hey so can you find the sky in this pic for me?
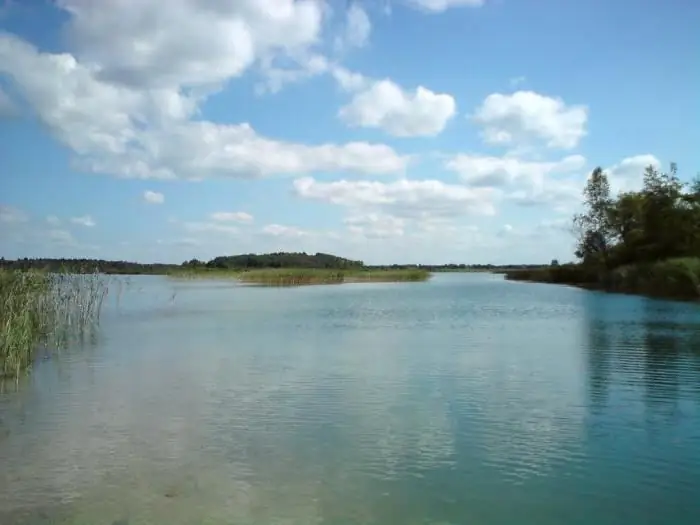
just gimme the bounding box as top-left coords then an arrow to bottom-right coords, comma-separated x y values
0,0 -> 697,265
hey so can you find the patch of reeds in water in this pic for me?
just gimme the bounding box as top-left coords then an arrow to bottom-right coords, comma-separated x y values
0,270 -> 108,378
237,268 -> 430,286
238,268 -> 346,286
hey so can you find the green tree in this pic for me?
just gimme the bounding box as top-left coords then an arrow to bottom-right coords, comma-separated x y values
573,167 -> 613,267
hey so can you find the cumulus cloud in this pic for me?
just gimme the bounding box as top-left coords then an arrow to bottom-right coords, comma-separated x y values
473,91 -> 588,149
447,154 -> 585,188
0,86 -> 17,117
331,65 -> 369,91
210,211 -> 254,223
294,176 -> 497,218
70,215 -> 96,227
447,153 -> 586,207
344,213 -> 405,238
261,224 -> 309,238
143,190 -> 164,204
339,79 -> 456,137
335,3 -> 371,51
606,154 -> 661,194
0,23 -> 407,180
405,0 -> 485,12
59,0 -> 324,89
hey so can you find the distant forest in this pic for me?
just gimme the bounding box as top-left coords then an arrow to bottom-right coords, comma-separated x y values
0,252 -> 546,274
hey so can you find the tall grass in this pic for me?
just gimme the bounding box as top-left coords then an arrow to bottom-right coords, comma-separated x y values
0,270 -> 108,378
238,268 -> 346,286
237,268 -> 431,286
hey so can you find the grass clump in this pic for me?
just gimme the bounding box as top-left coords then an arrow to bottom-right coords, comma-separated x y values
0,270 -> 108,378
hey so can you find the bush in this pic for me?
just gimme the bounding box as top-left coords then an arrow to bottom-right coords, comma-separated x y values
609,257 -> 700,299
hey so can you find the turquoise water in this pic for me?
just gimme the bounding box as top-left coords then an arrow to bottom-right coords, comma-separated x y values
1,273 -> 700,524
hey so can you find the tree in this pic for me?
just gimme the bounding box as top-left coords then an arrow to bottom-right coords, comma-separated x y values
573,167 -> 614,267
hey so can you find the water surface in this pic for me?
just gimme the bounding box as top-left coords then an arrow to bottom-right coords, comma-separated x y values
1,273 -> 700,524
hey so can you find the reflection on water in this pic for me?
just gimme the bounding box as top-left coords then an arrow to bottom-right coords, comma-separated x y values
1,274 -> 700,524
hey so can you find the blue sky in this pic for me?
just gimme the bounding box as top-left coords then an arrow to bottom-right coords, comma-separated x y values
0,0 -> 697,265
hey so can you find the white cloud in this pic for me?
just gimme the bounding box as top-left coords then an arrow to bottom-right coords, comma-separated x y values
59,0 -> 325,89
0,86 -> 17,117
447,153 -> 586,207
330,65 -> 368,91
606,154 -> 661,195
447,154 -> 585,187
294,176 -> 497,218
210,211 -> 254,223
256,53 -> 329,94
0,205 -> 28,223
0,28 -> 407,180
339,79 -> 456,137
473,91 -> 588,149
0,206 -> 85,251
344,213 -> 405,238
70,215 -> 96,227
261,224 -> 309,238
335,4 -> 371,51
182,222 -> 239,236
405,0 -> 485,12
143,190 -> 164,204
48,228 -> 77,245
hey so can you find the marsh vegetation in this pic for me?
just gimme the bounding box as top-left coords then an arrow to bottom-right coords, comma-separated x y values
0,270 -> 108,378
170,267 -> 431,286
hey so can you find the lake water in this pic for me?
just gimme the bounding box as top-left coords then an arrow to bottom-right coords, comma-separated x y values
1,273 -> 700,524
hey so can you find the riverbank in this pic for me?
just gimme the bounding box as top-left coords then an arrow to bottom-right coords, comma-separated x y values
504,257 -> 700,301
0,270 -> 108,378
168,267 -> 431,285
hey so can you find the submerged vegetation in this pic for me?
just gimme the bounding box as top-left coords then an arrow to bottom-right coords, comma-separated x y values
0,270 -> 108,378
506,163 -> 700,300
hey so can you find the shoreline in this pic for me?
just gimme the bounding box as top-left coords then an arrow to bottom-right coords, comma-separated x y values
503,259 -> 700,302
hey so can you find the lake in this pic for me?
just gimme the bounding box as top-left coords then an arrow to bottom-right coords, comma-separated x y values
1,273 -> 700,524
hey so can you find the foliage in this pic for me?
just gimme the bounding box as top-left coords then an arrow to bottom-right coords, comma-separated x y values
573,167 -> 614,266
209,268 -> 430,286
204,252 -> 364,270
0,270 -> 108,378
512,162 -> 700,300
576,163 -> 700,271
1,254 -> 551,276
0,257 -> 178,275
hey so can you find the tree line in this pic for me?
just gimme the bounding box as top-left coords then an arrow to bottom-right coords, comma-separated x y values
0,254 -> 547,275
574,163 -> 700,270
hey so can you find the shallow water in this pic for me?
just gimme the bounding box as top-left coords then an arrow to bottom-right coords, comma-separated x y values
1,273 -> 700,524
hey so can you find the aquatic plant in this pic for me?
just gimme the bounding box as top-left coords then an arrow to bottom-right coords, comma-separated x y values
0,270 -> 108,378
237,268 -> 430,286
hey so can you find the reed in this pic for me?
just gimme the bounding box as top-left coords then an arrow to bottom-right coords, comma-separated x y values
237,267 -> 430,286
0,270 -> 108,378
238,268 -> 346,286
